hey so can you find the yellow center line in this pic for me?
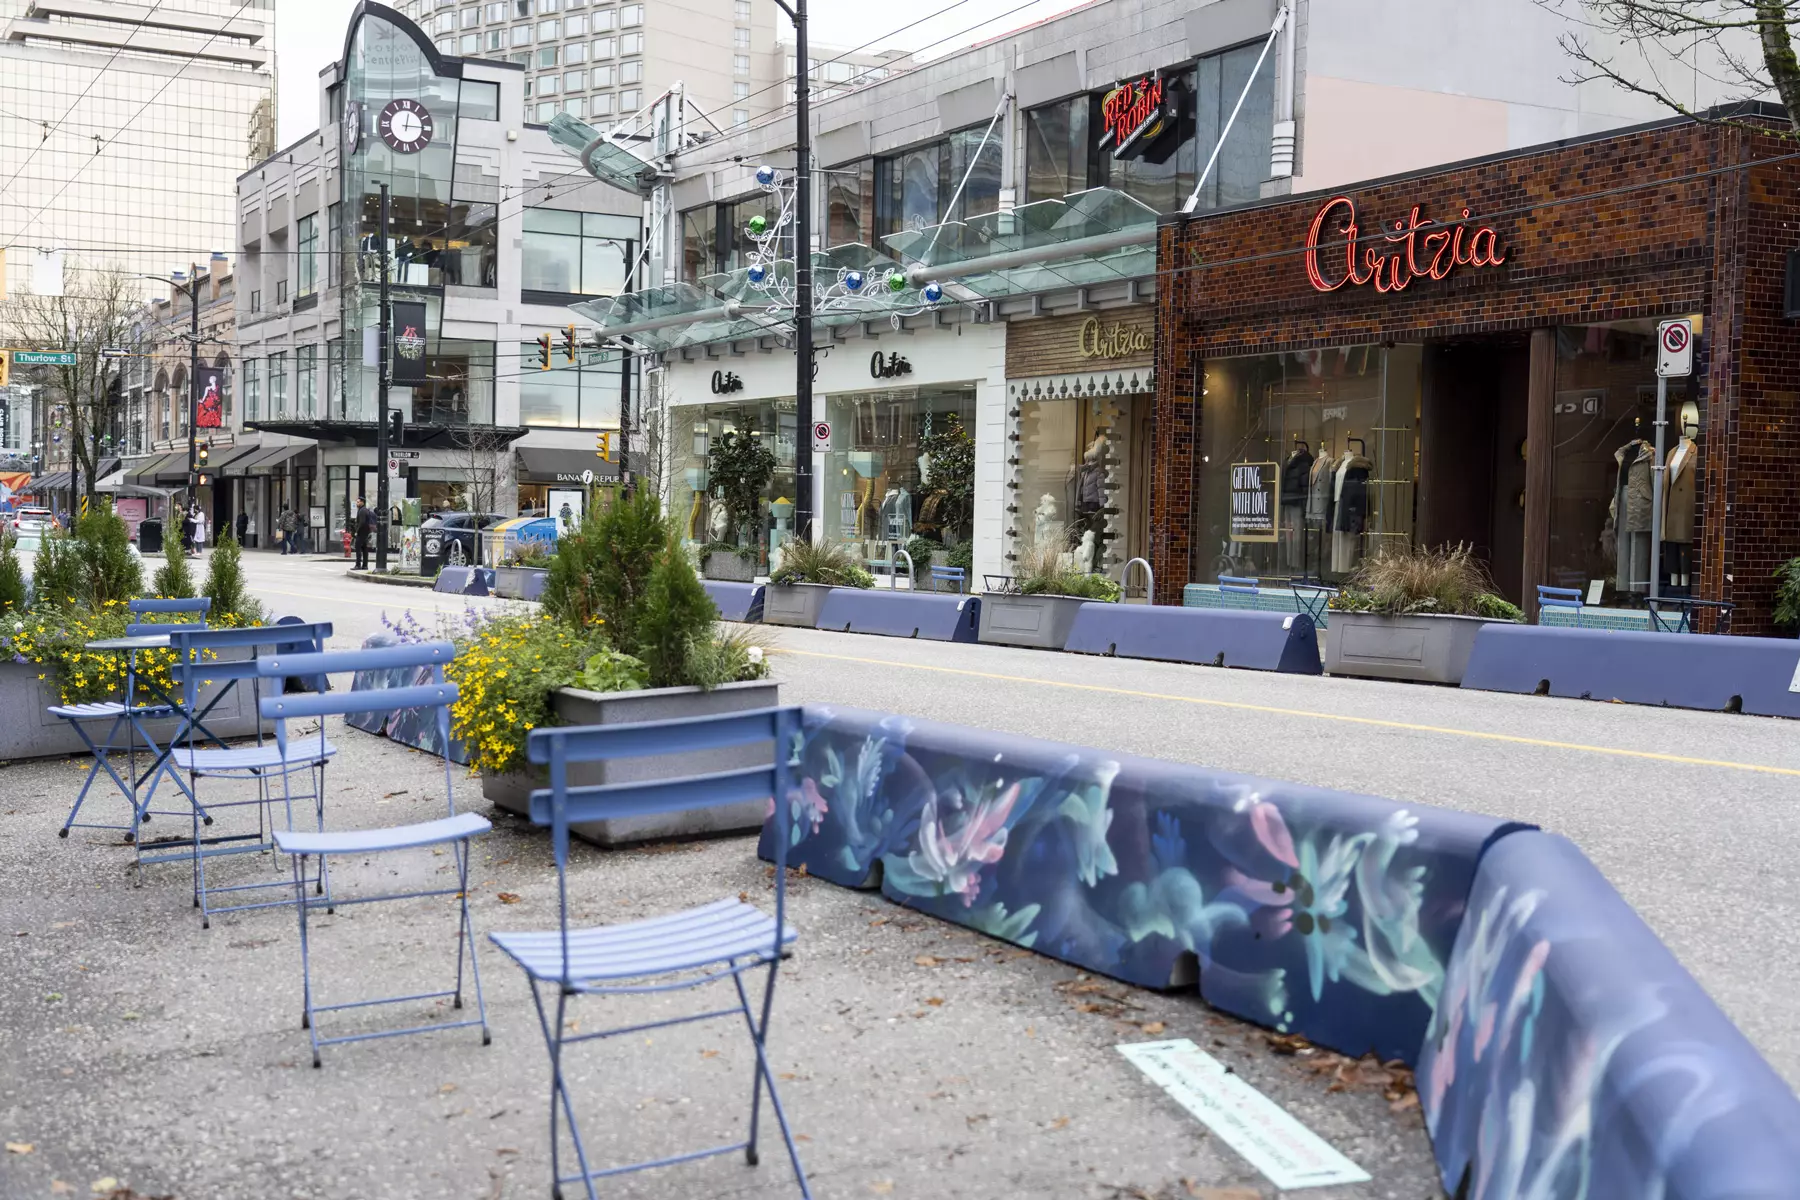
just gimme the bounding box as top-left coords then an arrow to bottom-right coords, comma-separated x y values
772,646 -> 1800,778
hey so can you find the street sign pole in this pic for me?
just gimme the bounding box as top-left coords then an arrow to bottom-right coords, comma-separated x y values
376,182 -> 392,572
1650,318 -> 1694,604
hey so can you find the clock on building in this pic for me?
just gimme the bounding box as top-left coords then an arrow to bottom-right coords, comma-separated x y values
341,100 -> 362,153
377,98 -> 434,154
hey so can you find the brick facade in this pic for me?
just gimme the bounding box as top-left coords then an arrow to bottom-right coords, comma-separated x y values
1153,115 -> 1800,634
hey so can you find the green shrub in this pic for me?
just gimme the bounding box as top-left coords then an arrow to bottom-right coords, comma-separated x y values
446,610 -> 606,775
770,537 -> 875,588
75,503 -> 142,607
0,535 -> 25,616
700,540 -> 757,563
1010,538 -> 1119,602
542,489 -> 666,637
637,544 -> 721,688
578,647 -> 649,693
918,413 -> 975,540
152,534 -> 197,599
30,532 -> 84,609
203,533 -> 264,625
1776,557 -> 1800,629
946,540 -> 973,575
905,535 -> 941,567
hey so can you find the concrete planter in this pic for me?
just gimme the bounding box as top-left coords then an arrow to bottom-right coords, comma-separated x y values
762,582 -> 835,627
481,679 -> 779,845
702,552 -> 756,583
1324,611 -> 1510,685
0,656 -> 266,761
977,593 -> 1093,650
492,565 -> 549,601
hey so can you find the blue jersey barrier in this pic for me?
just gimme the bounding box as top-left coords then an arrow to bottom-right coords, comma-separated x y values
1065,605 -> 1321,673
815,590 -> 980,642
702,580 -> 765,623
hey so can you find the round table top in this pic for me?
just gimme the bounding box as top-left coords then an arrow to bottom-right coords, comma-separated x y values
83,635 -> 173,651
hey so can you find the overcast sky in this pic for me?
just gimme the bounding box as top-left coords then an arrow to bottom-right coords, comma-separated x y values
276,0 -> 1093,145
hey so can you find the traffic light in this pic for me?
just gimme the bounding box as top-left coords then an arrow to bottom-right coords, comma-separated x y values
537,333 -> 552,370
198,441 -> 210,465
595,431 -> 613,461
563,324 -> 577,365
389,408 -> 404,443
0,350 -> 8,388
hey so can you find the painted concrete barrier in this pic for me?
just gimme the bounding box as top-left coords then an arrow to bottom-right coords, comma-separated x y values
815,589 -> 980,642
703,580 -> 765,624
432,566 -> 495,597
1418,831 -> 1800,1197
760,704 -> 1524,1065
345,633 -> 468,764
1065,605 -> 1321,674
1461,623 -> 1800,717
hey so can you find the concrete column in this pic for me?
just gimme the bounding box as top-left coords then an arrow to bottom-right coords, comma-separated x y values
1522,327 -> 1555,620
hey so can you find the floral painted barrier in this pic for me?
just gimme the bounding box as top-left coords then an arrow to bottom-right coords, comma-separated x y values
1418,830 -> 1800,1197
345,632 -> 469,764
758,705 -> 1524,1064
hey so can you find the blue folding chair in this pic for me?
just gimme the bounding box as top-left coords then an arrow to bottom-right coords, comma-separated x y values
155,624 -> 336,923
929,565 -> 967,594
1536,585 -> 1583,623
55,597 -> 212,841
1217,574 -> 1260,595
258,641 -> 491,1067
490,707 -> 812,1199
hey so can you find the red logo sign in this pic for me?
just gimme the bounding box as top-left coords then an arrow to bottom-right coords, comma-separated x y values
1304,196 -> 1507,294
1098,74 -> 1171,160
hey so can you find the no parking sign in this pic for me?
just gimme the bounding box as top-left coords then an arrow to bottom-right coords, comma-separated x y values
1656,319 -> 1693,378
811,420 -> 832,452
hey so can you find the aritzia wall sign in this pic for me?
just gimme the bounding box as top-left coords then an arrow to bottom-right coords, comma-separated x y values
1098,71 -> 1181,163
1304,196 -> 1508,294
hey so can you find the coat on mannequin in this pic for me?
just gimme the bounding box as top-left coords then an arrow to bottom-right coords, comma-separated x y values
1611,440 -> 1656,592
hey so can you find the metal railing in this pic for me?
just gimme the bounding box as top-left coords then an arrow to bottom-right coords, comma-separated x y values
1120,557 -> 1155,605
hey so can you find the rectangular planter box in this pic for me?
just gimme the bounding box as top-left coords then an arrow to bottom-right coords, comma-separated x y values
492,565 -> 549,601
761,582 -> 834,627
481,679 -> 779,845
1324,611 -> 1506,684
0,657 -> 267,761
976,593 -> 1092,650
702,552 -> 756,583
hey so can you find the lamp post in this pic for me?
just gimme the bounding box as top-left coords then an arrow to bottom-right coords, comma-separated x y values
769,0 -> 813,540
141,267 -> 201,521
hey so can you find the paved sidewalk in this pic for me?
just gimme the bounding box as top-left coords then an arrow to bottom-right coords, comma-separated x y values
0,730 -> 1440,1199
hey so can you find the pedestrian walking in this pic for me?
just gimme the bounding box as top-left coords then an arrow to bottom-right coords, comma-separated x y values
235,509 -> 249,546
353,497 -> 374,570
180,506 -> 197,557
277,506 -> 294,555
293,506 -> 309,556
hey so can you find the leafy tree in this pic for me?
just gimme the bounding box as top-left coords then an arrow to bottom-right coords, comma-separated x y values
708,428 -> 777,544
919,413 -> 976,541
636,541 -> 720,688
543,488 -> 667,639
75,501 -> 142,607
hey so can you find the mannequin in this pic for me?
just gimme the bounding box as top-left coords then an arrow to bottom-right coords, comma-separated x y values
1034,493 -> 1061,548
1077,528 -> 1097,575
1307,445 -> 1335,575
707,497 -> 730,543
1611,440 -> 1656,593
1281,439 -> 1314,570
1332,440 -> 1372,573
882,486 -> 912,543
1071,433 -> 1109,548
1663,425 -> 1698,589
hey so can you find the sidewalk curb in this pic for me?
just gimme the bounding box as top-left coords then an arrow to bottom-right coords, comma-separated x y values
346,569 -> 437,588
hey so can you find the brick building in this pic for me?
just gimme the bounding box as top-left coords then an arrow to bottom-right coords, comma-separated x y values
1152,107 -> 1800,633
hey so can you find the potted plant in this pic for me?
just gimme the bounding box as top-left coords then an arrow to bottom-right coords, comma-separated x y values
467,489 -> 777,844
763,537 -> 874,627
1324,543 -> 1522,684
978,539 -> 1121,650
493,540 -> 554,601
704,427 -> 776,580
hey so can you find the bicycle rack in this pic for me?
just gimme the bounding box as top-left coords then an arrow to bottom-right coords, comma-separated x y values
892,548 -> 918,592
1120,557 -> 1155,605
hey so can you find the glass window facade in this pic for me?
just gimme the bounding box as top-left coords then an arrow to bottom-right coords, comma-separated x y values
825,160 -> 873,247
296,214 -> 318,297
1193,345 -> 1422,585
671,399 -> 797,567
873,127 -> 1002,242
820,388 -> 978,562
521,209 -> 635,295
459,79 -> 500,120
1016,391 -> 1154,577
517,345 -> 626,427
297,344 -> 317,416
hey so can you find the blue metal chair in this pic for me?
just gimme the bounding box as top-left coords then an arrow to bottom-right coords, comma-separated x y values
1536,585 -> 1584,622
490,707 -> 812,1199
55,597 -> 213,842
929,565 -> 967,594
157,623 -> 335,923
258,641 -> 491,1067
1217,574 -> 1260,595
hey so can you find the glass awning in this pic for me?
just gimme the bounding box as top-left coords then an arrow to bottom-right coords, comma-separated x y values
548,112 -> 660,197
564,188 -> 1157,351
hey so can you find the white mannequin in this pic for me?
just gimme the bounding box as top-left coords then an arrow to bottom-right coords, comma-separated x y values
1034,493 -> 1060,548
1077,528 -> 1097,575
707,498 -> 730,543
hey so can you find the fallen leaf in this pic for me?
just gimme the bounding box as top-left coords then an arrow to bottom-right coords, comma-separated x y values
913,955 -> 940,967
383,790 -> 410,798
1185,1187 -> 1261,1200
4,1142 -> 32,1154
795,1134 -> 812,1142
495,1148 -> 519,1155
496,893 -> 521,905
700,1049 -> 719,1058
89,1180 -> 119,1195
1140,1021 -> 1165,1035
51,1182 -> 74,1195
868,1183 -> 895,1195
121,1012 -> 140,1021
439,1083 -> 458,1095
923,997 -> 945,1007
1047,1115 -> 1071,1131
1389,1091 -> 1421,1114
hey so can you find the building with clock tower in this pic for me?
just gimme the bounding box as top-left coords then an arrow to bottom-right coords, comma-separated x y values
232,1 -> 641,544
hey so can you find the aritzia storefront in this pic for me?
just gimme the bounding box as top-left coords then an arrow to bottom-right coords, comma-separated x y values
1153,107 -> 1800,633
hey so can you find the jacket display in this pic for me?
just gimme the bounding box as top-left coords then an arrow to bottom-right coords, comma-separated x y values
1280,448 -> 1314,508
1306,453 -> 1334,524
1664,438 -> 1697,544
1612,441 -> 1656,533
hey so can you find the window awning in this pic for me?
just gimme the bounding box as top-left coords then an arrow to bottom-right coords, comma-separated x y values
125,450 -> 191,485
205,439 -> 264,474
515,445 -> 619,484
29,471 -> 70,491
226,442 -> 308,476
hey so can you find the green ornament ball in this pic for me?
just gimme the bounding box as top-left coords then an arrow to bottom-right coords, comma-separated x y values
885,271 -> 907,293
747,214 -> 769,236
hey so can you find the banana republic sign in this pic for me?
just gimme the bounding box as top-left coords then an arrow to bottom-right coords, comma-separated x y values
1003,307 -> 1155,378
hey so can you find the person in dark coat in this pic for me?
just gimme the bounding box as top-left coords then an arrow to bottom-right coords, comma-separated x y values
180,506 -> 197,556
235,510 -> 249,546
353,497 -> 374,570
292,506 -> 309,555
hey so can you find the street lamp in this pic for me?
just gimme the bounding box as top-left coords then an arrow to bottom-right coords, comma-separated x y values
766,0 -> 813,540
140,267 -> 202,517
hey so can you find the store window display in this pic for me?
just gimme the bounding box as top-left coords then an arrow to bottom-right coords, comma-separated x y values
1014,392 -> 1150,576
669,400 -> 797,568
1194,345 -> 1420,584
820,387 -> 976,562
1549,316 -> 1703,602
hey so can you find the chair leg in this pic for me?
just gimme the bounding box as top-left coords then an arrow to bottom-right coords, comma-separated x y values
530,982 -> 595,1200
734,963 -> 813,1198
294,854 -> 321,1067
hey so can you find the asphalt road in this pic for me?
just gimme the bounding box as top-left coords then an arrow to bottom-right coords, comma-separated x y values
236,553 -> 1800,1088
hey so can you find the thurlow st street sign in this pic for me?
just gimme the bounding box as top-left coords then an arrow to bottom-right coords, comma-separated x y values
8,350 -> 78,366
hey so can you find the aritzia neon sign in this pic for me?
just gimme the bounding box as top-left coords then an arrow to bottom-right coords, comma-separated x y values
1098,72 -> 1176,161
1304,195 -> 1507,293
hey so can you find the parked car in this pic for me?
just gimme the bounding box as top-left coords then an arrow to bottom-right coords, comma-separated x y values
419,511 -> 506,566
10,507 -> 53,534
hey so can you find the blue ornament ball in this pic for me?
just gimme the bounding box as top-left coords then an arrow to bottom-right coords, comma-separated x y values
922,281 -> 944,304
748,263 -> 768,283
844,270 -> 864,292
755,165 -> 776,186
